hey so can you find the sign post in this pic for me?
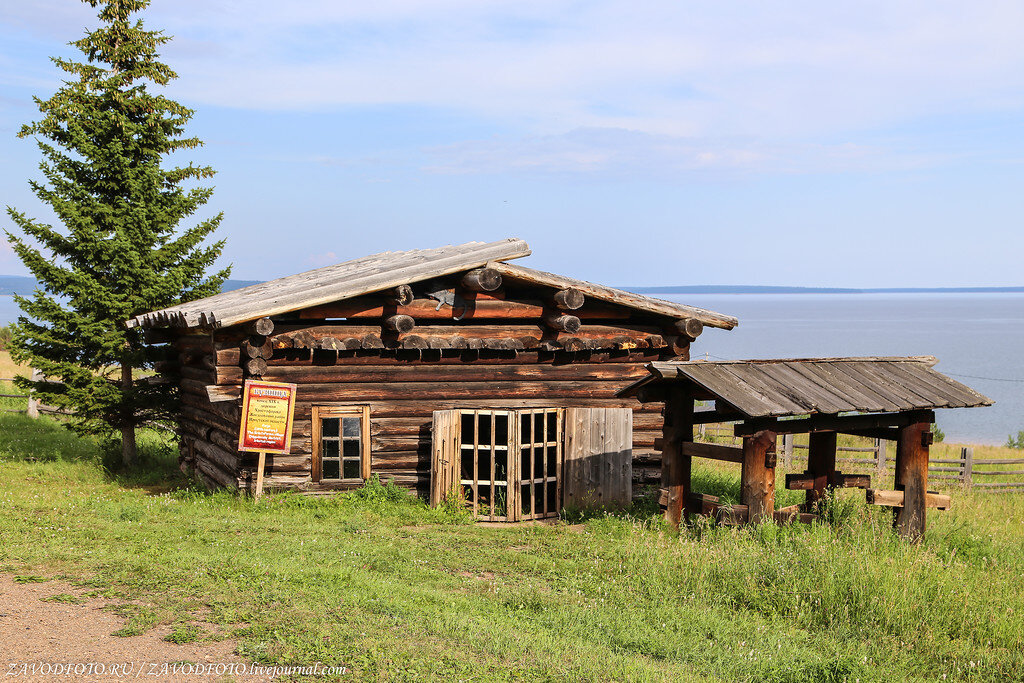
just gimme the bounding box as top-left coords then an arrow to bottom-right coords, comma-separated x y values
237,379 -> 298,500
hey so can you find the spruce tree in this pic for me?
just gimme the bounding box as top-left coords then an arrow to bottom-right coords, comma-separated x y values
5,0 -> 229,466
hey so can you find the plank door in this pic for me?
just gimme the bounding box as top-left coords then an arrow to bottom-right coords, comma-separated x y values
563,407 -> 633,509
430,409 -> 460,507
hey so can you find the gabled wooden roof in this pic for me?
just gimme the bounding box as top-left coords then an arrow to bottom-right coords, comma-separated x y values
127,239 -> 531,329
127,238 -> 740,330
624,356 -> 993,418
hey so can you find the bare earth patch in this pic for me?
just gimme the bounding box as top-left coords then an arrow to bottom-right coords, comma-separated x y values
0,575 -> 270,682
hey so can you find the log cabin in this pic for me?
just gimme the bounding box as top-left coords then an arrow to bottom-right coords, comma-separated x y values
127,238 -> 739,520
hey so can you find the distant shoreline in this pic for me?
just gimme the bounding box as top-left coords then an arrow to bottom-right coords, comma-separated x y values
0,275 -> 1021,297
628,286 -> 1024,295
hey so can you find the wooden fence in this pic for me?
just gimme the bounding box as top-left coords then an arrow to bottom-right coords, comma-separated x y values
0,371 -> 65,417
698,424 -> 1024,491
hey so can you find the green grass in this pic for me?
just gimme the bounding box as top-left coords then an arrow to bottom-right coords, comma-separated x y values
1,414 -> 1023,681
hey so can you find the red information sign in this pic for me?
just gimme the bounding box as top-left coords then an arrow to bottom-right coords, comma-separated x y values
237,380 -> 297,455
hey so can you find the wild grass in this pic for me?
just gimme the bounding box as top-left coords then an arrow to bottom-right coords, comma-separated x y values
1,414 -> 1023,681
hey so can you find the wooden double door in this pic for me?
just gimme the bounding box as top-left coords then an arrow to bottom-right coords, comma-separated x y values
431,407 -> 632,521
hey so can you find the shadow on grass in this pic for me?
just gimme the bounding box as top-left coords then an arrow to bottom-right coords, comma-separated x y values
0,413 -> 197,494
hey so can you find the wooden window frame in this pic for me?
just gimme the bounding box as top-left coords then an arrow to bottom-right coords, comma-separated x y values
312,405 -> 371,483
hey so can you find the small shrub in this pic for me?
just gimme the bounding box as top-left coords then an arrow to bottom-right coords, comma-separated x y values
0,325 -> 12,352
1006,430 -> 1024,449
931,423 -> 945,443
13,575 -> 49,584
164,623 -> 204,644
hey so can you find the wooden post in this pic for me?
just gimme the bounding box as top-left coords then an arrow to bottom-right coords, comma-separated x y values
805,431 -> 837,512
741,429 -> 776,523
461,268 -> 502,292
26,368 -> 42,419
383,314 -> 415,333
875,438 -> 887,485
661,385 -> 693,528
254,451 -> 267,501
780,433 -> 793,468
962,446 -> 973,486
894,421 -> 930,540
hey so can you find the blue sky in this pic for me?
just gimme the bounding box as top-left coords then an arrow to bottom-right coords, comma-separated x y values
1,0 -> 1022,286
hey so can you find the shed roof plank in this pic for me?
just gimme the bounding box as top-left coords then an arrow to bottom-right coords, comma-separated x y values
625,357 -> 993,419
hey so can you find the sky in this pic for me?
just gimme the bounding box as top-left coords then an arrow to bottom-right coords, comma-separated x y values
1,0 -> 1022,287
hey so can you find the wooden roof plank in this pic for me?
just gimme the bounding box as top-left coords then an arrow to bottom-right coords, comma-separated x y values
683,364 -> 788,417
818,362 -> 903,413
716,365 -> 811,416
756,363 -> 849,414
883,361 -> 991,408
489,261 -> 739,330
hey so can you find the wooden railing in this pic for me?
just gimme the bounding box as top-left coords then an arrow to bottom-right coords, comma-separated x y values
697,424 -> 1024,491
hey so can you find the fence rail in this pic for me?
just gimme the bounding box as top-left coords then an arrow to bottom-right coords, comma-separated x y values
697,424 -> 1024,491
0,372 -> 68,417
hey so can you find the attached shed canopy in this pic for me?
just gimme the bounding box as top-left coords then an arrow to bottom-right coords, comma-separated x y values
624,356 -> 993,418
127,237 -> 739,331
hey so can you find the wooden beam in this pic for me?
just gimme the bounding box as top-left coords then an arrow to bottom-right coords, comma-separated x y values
383,314 -> 415,333
543,313 -> 581,334
243,317 -> 275,336
741,429 -> 776,523
461,267 -> 502,292
681,441 -> 743,463
840,426 -> 902,440
551,288 -> 585,311
668,318 -> 704,340
786,472 -> 870,491
385,285 -> 414,306
735,410 -> 935,436
866,488 -> 951,511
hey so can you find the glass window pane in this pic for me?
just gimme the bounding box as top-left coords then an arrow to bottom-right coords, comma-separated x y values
321,417 -> 339,437
323,439 -> 339,459
342,417 -> 361,437
322,459 -> 340,480
343,439 -> 361,457
343,459 -> 360,479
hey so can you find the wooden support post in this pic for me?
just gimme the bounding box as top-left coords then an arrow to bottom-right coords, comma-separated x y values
805,431 -> 837,512
661,385 -> 694,528
894,421 -> 930,540
741,429 -> 776,523
254,451 -> 266,501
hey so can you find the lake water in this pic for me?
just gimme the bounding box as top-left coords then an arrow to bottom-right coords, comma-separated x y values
1,293 -> 1019,444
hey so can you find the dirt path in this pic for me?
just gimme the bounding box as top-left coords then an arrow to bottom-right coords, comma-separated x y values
0,575 -> 273,682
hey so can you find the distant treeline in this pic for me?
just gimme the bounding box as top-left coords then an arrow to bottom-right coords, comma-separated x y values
0,276 -> 261,296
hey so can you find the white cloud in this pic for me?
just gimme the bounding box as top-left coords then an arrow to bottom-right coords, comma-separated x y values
4,1 -> 1024,172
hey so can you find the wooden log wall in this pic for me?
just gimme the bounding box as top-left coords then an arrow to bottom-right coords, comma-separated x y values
164,284 -> 695,497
